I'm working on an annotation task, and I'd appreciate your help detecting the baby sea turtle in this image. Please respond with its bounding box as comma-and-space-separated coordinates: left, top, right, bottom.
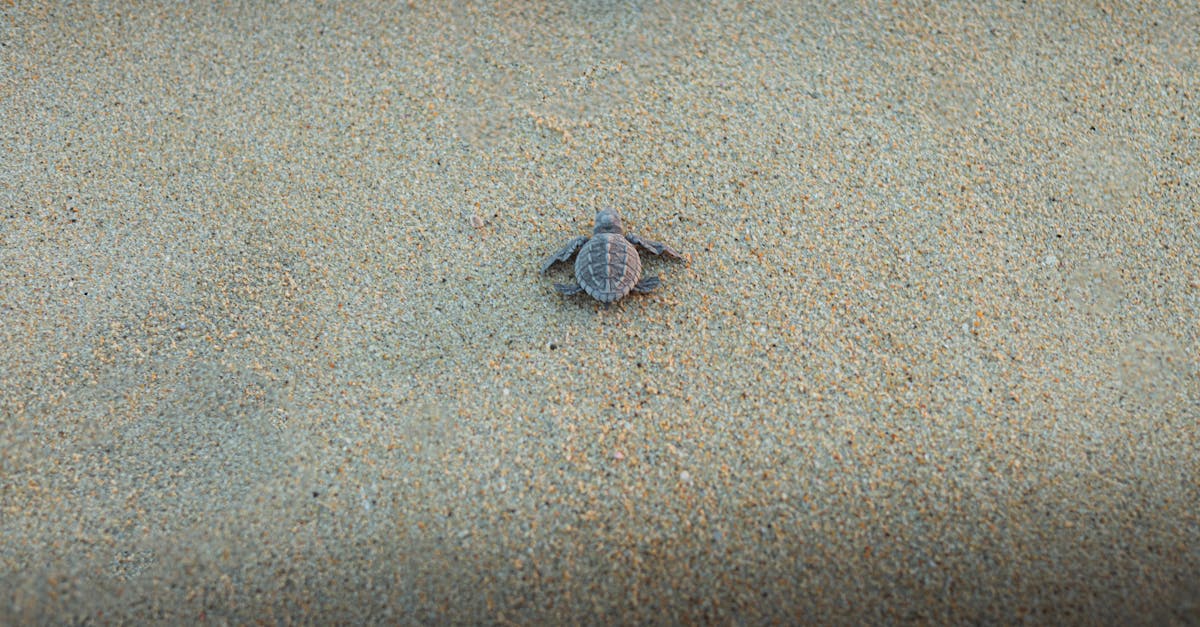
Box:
540, 208, 684, 303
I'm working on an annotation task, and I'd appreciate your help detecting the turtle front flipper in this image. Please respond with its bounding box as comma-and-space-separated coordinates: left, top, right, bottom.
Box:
555, 282, 585, 296
540, 236, 589, 274
626, 234, 683, 260
632, 276, 661, 293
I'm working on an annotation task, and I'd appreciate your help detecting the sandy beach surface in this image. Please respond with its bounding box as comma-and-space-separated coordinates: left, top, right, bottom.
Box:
2, 1, 1198, 623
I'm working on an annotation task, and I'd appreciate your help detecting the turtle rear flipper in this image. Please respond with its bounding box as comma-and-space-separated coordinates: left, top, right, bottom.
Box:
632, 276, 660, 293
626, 234, 683, 260
555, 282, 585, 295
540, 236, 589, 274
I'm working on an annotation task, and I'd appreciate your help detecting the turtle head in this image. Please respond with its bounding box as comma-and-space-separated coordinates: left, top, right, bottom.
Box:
593, 208, 625, 235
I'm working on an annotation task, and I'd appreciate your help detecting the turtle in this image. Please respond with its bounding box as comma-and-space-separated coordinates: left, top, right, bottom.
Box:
540, 208, 684, 303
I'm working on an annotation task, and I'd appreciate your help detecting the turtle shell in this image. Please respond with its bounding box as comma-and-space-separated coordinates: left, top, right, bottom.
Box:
574, 233, 643, 303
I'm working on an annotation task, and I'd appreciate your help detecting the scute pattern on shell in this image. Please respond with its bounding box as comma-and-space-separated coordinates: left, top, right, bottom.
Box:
575, 233, 642, 303
541, 208, 683, 303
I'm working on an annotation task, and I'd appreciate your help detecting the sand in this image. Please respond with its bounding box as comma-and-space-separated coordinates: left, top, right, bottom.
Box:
2, 1, 1198, 623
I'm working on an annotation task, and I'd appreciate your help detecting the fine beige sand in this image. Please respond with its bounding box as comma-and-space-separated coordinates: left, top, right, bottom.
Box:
2, 1, 1198, 624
